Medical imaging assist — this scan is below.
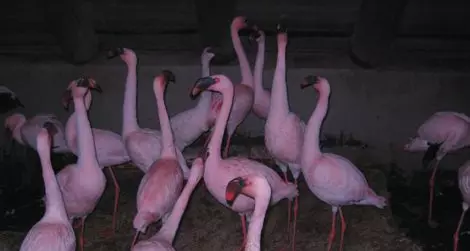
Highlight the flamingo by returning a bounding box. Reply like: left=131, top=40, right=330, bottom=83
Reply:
left=19, top=122, right=75, bottom=251
left=404, top=111, right=470, bottom=225
left=5, top=113, right=69, bottom=153
left=300, top=75, right=387, bottom=251
left=56, top=77, right=106, bottom=251
left=208, top=16, right=255, bottom=158
left=63, top=88, right=130, bottom=236
left=190, top=74, right=298, bottom=251
left=251, top=28, right=271, bottom=120
left=132, top=157, right=205, bottom=251
left=454, top=160, right=470, bottom=251
left=0, top=86, right=24, bottom=113
left=132, top=71, right=184, bottom=246
left=226, top=174, right=272, bottom=251
left=264, top=24, right=305, bottom=245
left=111, top=48, right=189, bottom=177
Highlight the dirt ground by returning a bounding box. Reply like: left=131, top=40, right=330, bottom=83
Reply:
left=0, top=144, right=421, bottom=251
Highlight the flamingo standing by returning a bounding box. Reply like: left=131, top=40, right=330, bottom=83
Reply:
left=0, top=86, right=24, bottom=113
left=191, top=74, right=298, bottom=251
left=56, top=77, right=106, bottom=251
left=264, top=24, right=305, bottom=245
left=454, top=160, right=470, bottom=251
left=113, top=48, right=189, bottom=176
left=404, top=111, right=470, bottom=225
left=251, top=28, right=271, bottom=120
left=208, top=16, right=255, bottom=158
left=5, top=113, right=69, bottom=153
left=300, top=76, right=387, bottom=251
left=132, top=157, right=205, bottom=251
left=19, top=122, right=75, bottom=251
left=132, top=71, right=184, bottom=245
left=225, top=175, right=272, bottom=251
left=63, top=88, right=130, bottom=236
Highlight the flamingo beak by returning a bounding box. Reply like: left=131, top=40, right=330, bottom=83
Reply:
left=162, top=70, right=176, bottom=84
left=77, top=77, right=102, bottom=93
left=61, top=90, right=72, bottom=111
left=107, top=47, right=124, bottom=59
left=300, top=75, right=319, bottom=89
left=190, top=76, right=216, bottom=99
left=14, top=97, right=24, bottom=108
left=225, top=177, right=246, bottom=206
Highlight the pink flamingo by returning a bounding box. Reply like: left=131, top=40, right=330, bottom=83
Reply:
left=63, top=88, right=129, bottom=236
left=0, top=86, right=24, bottom=113
left=454, top=160, right=470, bottom=251
left=251, top=28, right=271, bottom=120
left=404, top=111, right=470, bottom=225
left=226, top=174, right=272, bottom=251
left=19, top=122, right=75, bottom=251
left=191, top=74, right=298, bottom=251
left=132, top=157, right=205, bottom=251
left=5, top=113, right=69, bottom=153
left=264, top=24, right=305, bottom=245
left=57, top=77, right=106, bottom=251
left=114, top=48, right=189, bottom=176
left=132, top=71, right=184, bottom=246
left=300, top=76, right=387, bottom=251
left=208, top=16, right=255, bottom=158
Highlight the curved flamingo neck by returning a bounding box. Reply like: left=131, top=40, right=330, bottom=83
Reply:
left=268, top=40, right=289, bottom=118
left=231, top=26, right=253, bottom=88
left=12, top=120, right=25, bottom=144
left=254, top=39, right=265, bottom=98
left=207, top=85, right=234, bottom=162
left=73, top=92, right=99, bottom=167
left=154, top=172, right=200, bottom=243
left=122, top=62, right=140, bottom=137
left=246, top=184, right=270, bottom=251
left=302, top=90, right=330, bottom=164
left=154, top=84, right=176, bottom=158
left=38, top=141, right=68, bottom=220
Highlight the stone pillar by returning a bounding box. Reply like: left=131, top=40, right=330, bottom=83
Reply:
left=350, top=0, right=409, bottom=68
left=194, top=0, right=237, bottom=64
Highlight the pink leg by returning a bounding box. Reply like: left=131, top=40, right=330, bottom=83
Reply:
left=338, top=208, right=346, bottom=251
left=131, top=231, right=140, bottom=247
left=72, top=218, right=82, bottom=229
left=223, top=133, right=232, bottom=158
left=238, top=215, right=247, bottom=251
left=428, top=159, right=441, bottom=225
left=79, top=217, right=86, bottom=251
left=282, top=171, right=292, bottom=236
left=327, top=208, right=337, bottom=251
left=291, top=179, right=299, bottom=251
left=453, top=209, right=467, bottom=251
left=100, top=166, right=120, bottom=237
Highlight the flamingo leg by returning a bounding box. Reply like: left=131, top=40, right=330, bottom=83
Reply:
left=291, top=179, right=299, bottom=251
left=238, top=215, right=247, bottom=251
left=109, top=166, right=120, bottom=234
left=338, top=207, right=347, bottom=251
left=327, top=207, right=338, bottom=251
left=72, top=218, right=83, bottom=229
left=283, top=171, right=292, bottom=236
left=453, top=209, right=467, bottom=251
left=131, top=231, right=140, bottom=247
left=79, top=217, right=86, bottom=251
left=428, top=159, right=441, bottom=225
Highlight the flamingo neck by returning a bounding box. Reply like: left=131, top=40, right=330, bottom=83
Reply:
left=122, top=62, right=140, bottom=137
left=12, top=120, right=25, bottom=144
left=268, top=42, right=289, bottom=118
left=154, top=86, right=176, bottom=158
left=155, top=174, right=200, bottom=243
left=231, top=26, right=253, bottom=88
left=65, top=91, right=92, bottom=153
left=208, top=86, right=234, bottom=162
left=254, top=40, right=265, bottom=98
left=302, top=90, right=330, bottom=164
left=38, top=146, right=68, bottom=220
left=245, top=189, right=270, bottom=251
left=73, top=93, right=99, bottom=167
left=196, top=61, right=214, bottom=111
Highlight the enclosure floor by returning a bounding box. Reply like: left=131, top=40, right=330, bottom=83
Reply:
left=0, top=154, right=419, bottom=251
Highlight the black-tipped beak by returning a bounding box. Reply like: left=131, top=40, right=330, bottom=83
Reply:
left=249, top=29, right=260, bottom=41
left=225, top=177, right=245, bottom=206
left=190, top=76, right=216, bottom=99
left=162, top=70, right=176, bottom=84
left=300, top=75, right=319, bottom=89
left=15, top=98, right=24, bottom=108
left=276, top=22, right=287, bottom=33
left=61, top=90, right=72, bottom=111
left=43, top=122, right=58, bottom=136
left=107, top=47, right=124, bottom=59
left=77, top=77, right=103, bottom=93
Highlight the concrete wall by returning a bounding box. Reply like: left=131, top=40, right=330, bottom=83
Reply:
left=2, top=60, right=470, bottom=169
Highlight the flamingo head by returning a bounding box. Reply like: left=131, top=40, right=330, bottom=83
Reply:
left=404, top=137, right=429, bottom=152
left=201, top=47, right=215, bottom=63
left=231, top=16, right=253, bottom=30
left=4, top=113, right=25, bottom=132
left=190, top=76, right=218, bottom=98
left=225, top=175, right=271, bottom=207
left=249, top=27, right=265, bottom=44
left=62, top=77, right=102, bottom=111
left=153, top=70, right=175, bottom=93
left=225, top=177, right=246, bottom=206
left=301, top=75, right=330, bottom=93
left=107, top=47, right=124, bottom=59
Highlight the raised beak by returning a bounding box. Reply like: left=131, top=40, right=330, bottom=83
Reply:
left=61, top=90, right=72, bottom=111
left=107, top=47, right=124, bottom=59
left=225, top=177, right=245, bottom=206
left=300, top=75, right=318, bottom=89
left=190, top=87, right=202, bottom=99
left=190, top=76, right=216, bottom=99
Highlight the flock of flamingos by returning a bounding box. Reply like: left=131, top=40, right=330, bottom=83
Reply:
left=1, top=16, right=470, bottom=251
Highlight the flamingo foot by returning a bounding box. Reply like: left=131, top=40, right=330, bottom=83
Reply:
left=98, top=227, right=115, bottom=238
